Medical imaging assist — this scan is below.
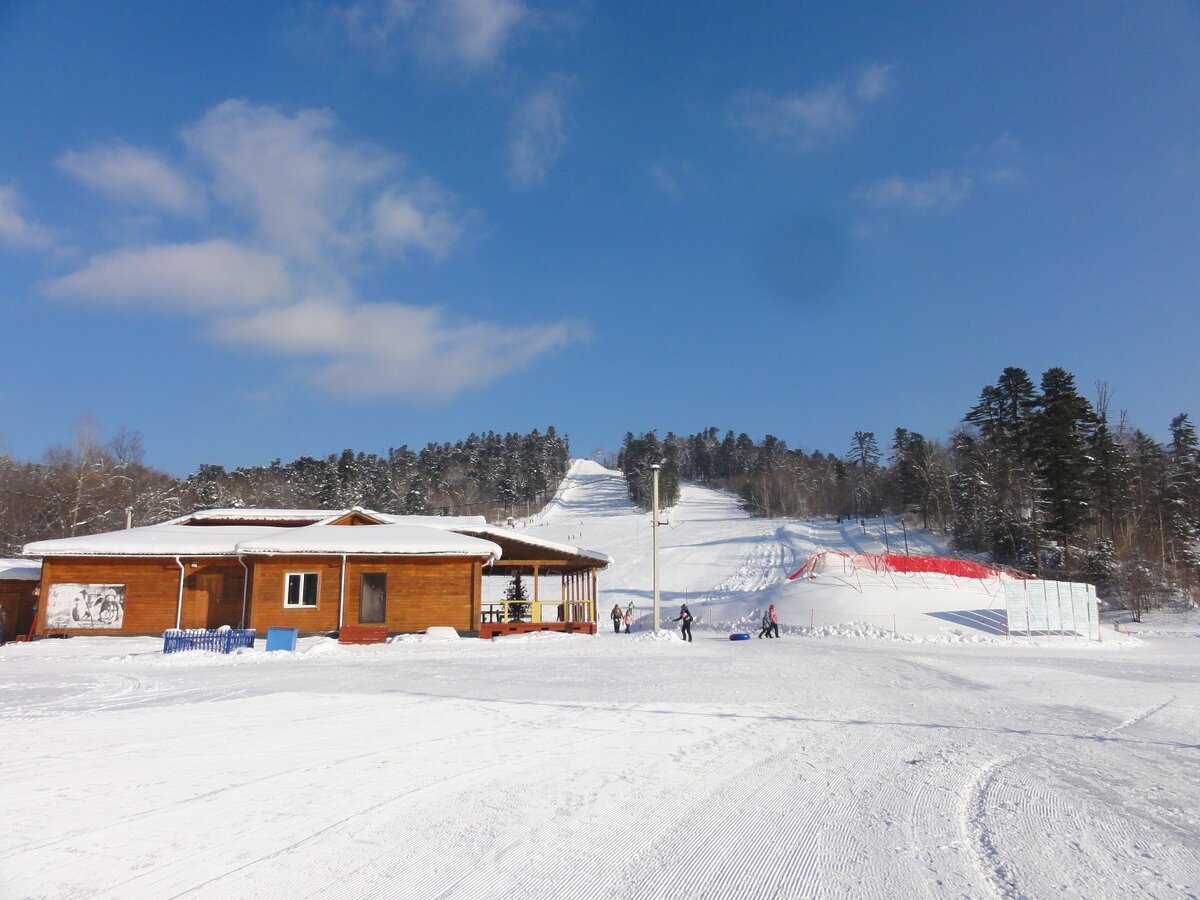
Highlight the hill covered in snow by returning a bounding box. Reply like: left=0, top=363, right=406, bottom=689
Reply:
left=530, top=460, right=1106, bottom=643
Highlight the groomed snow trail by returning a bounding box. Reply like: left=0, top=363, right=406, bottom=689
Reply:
left=1, top=462, right=1197, bottom=899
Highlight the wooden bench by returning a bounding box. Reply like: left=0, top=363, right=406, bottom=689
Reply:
left=337, top=624, right=389, bottom=645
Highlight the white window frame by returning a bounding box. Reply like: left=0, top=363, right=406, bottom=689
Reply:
left=284, top=572, right=319, bottom=608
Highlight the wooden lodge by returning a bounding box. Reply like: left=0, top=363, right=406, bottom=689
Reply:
left=20, top=509, right=612, bottom=640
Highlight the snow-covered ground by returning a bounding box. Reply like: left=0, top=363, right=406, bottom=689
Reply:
left=1, top=461, right=1197, bottom=899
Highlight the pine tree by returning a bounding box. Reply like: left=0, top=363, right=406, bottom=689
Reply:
left=1089, top=408, right=1131, bottom=544
left=1030, top=367, right=1097, bottom=572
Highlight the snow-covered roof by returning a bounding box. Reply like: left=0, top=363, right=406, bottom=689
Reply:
left=22, top=522, right=502, bottom=562
left=455, top=525, right=612, bottom=569
left=234, top=525, right=502, bottom=560
left=23, top=508, right=605, bottom=568
left=168, top=508, right=490, bottom=529
left=166, top=508, right=340, bottom=525
left=0, top=558, right=41, bottom=581
left=23, top=525, right=286, bottom=558
left=374, top=514, right=489, bottom=528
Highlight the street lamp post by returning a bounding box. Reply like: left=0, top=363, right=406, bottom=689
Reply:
left=651, top=463, right=661, bottom=631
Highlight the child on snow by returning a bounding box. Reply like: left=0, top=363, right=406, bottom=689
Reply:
left=759, top=604, right=780, bottom=639
left=674, top=603, right=693, bottom=642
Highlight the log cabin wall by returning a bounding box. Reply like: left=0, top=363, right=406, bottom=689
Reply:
left=0, top=580, right=37, bottom=641
left=182, top=561, right=248, bottom=629
left=37, top=557, right=183, bottom=636
left=246, top=556, right=343, bottom=634
left=31, top=552, right=488, bottom=638
left=342, top=557, right=480, bottom=634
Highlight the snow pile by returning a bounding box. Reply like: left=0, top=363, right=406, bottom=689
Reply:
left=630, top=628, right=685, bottom=643
left=419, top=626, right=460, bottom=641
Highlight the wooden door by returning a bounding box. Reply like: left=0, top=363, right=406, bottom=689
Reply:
left=359, top=573, right=386, bottom=624
left=195, top=572, right=237, bottom=628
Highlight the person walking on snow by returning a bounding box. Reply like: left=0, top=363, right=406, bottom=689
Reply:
left=674, top=603, right=693, bottom=642
left=758, top=608, right=772, bottom=639
left=611, top=603, right=623, bottom=633
left=767, top=603, right=779, bottom=639
left=623, top=607, right=634, bottom=634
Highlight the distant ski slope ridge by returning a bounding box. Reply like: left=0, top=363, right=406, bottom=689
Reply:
left=531, top=460, right=1116, bottom=641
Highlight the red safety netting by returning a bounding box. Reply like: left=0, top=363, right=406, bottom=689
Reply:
left=787, top=550, right=1029, bottom=582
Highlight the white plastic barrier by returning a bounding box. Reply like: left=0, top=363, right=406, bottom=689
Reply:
left=1003, top=579, right=1100, bottom=641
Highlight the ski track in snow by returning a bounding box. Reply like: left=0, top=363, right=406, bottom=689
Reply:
left=959, top=694, right=1198, bottom=900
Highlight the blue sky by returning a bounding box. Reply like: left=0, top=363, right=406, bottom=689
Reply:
left=1, top=1, right=1199, bottom=475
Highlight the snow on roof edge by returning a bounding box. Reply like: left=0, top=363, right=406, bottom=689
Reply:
left=454, top=524, right=613, bottom=568
left=0, top=558, right=41, bottom=580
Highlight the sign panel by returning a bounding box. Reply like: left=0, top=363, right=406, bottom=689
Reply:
left=1003, top=579, right=1099, bottom=640
left=1004, top=580, right=1029, bottom=633
left=45, top=583, right=126, bottom=630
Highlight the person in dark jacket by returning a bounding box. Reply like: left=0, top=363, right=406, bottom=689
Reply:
left=758, top=608, right=772, bottom=639
left=674, top=603, right=693, bottom=642
left=611, top=603, right=623, bottom=633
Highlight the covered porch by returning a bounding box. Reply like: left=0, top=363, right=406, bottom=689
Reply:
left=461, top=527, right=610, bottom=632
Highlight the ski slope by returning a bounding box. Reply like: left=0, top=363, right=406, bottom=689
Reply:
left=0, top=462, right=1197, bottom=899
left=532, top=460, right=1043, bottom=641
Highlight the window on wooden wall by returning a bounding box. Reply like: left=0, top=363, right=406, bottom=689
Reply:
left=284, top=573, right=319, bottom=608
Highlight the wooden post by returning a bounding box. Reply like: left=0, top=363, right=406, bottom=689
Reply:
left=472, top=560, right=481, bottom=630
left=533, top=565, right=540, bottom=623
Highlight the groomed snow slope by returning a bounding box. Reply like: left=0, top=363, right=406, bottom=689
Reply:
left=0, top=462, right=1196, bottom=899
left=532, top=460, right=1084, bottom=642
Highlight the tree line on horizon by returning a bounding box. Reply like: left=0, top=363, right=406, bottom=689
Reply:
left=616, top=367, right=1199, bottom=617
left=0, top=424, right=570, bottom=556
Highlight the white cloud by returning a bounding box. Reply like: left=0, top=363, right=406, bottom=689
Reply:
left=855, top=63, right=896, bottom=101
left=730, top=62, right=895, bottom=147
left=371, top=182, right=465, bottom=259
left=41, top=98, right=578, bottom=402
left=212, top=299, right=589, bottom=400
left=968, top=132, right=1023, bottom=185
left=0, top=185, right=53, bottom=250
left=184, top=100, right=397, bottom=264
left=508, top=80, right=570, bottom=189
left=855, top=171, right=974, bottom=211
left=428, top=0, right=527, bottom=68
left=44, top=240, right=292, bottom=312
left=179, top=99, right=471, bottom=266
left=336, top=0, right=526, bottom=69
left=339, top=0, right=419, bottom=49
left=649, top=159, right=700, bottom=195
left=57, top=143, right=202, bottom=215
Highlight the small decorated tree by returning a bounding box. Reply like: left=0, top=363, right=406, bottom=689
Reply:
left=505, top=572, right=530, bottom=622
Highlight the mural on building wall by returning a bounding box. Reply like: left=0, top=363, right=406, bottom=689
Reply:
left=45, top=584, right=126, bottom=629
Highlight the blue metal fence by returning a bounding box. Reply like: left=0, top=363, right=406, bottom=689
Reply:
left=162, top=628, right=257, bottom=654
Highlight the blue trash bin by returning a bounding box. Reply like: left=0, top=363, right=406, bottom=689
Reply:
left=266, top=627, right=299, bottom=652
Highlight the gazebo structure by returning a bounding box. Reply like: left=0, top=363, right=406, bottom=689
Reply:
left=455, top=526, right=611, bottom=629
